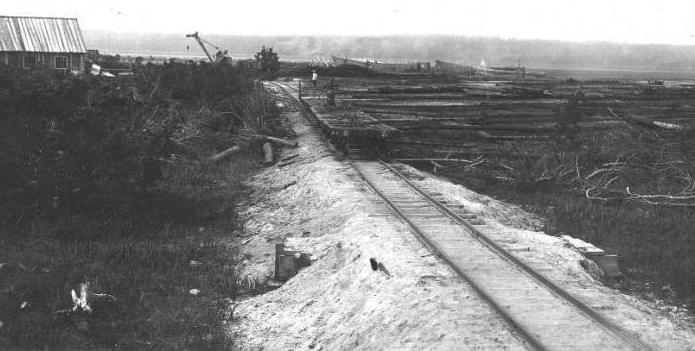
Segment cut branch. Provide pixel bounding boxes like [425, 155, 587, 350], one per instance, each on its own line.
[266, 136, 298, 148]
[585, 187, 608, 202]
[208, 145, 241, 163]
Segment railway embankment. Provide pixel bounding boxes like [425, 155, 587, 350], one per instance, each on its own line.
[228, 82, 695, 349]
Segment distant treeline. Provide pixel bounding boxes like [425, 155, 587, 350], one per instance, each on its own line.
[84, 31, 695, 71]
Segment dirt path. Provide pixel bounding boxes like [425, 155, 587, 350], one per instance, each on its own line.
[227, 83, 695, 350]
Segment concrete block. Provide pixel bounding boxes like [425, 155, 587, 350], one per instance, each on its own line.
[274, 242, 312, 281]
[562, 235, 605, 255]
[276, 254, 298, 281]
[594, 254, 621, 279]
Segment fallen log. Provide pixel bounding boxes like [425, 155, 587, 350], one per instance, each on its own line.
[396, 124, 558, 132]
[609, 108, 683, 131]
[266, 136, 299, 148]
[652, 121, 683, 131]
[277, 160, 296, 168]
[476, 131, 493, 139]
[263, 142, 273, 164]
[464, 157, 486, 170]
[388, 139, 478, 148]
[626, 187, 695, 201]
[231, 236, 257, 249]
[281, 153, 299, 162]
[393, 158, 475, 163]
[208, 145, 242, 163]
[279, 180, 297, 190]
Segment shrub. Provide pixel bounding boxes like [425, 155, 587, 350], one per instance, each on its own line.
[0, 68, 168, 223]
[153, 61, 251, 102]
[0, 62, 262, 226]
[0, 61, 280, 349]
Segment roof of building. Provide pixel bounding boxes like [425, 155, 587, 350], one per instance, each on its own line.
[0, 16, 86, 53]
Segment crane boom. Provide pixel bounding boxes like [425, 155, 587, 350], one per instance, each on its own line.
[186, 32, 214, 62]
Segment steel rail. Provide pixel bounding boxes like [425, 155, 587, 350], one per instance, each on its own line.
[351, 160, 546, 350]
[377, 160, 653, 351]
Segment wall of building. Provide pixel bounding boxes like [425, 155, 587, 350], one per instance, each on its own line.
[0, 52, 85, 72]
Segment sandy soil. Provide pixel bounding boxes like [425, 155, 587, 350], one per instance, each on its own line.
[396, 165, 695, 349]
[227, 84, 695, 350]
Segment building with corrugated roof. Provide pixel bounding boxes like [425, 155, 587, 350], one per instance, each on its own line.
[0, 16, 87, 72]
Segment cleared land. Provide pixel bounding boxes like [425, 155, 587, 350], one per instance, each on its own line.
[229, 78, 695, 349]
[292, 66, 695, 317]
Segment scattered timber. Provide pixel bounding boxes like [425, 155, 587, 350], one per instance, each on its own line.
[434, 60, 477, 75]
[392, 158, 476, 163]
[208, 145, 241, 163]
[280, 154, 299, 162]
[476, 131, 494, 139]
[266, 136, 299, 148]
[277, 160, 296, 168]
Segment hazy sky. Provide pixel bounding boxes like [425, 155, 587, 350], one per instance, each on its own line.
[5, 0, 695, 45]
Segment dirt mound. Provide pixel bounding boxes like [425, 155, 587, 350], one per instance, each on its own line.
[229, 98, 523, 349]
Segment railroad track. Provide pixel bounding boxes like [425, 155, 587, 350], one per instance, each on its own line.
[271, 80, 654, 351]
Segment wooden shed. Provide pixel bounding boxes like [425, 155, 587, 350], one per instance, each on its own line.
[0, 16, 87, 72]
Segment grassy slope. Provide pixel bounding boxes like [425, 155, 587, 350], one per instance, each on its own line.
[0, 66, 284, 349]
[0, 154, 264, 349]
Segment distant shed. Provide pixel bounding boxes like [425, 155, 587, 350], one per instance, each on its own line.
[0, 16, 87, 72]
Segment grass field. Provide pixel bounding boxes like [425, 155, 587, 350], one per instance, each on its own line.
[0, 64, 282, 349]
[0, 155, 263, 349]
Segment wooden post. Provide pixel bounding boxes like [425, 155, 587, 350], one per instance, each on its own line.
[431, 160, 445, 173]
[263, 142, 273, 164]
[274, 243, 284, 280]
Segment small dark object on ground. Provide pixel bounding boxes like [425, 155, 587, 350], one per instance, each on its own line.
[377, 262, 391, 277]
[369, 258, 392, 277]
[279, 181, 297, 190]
[281, 154, 300, 162]
[278, 160, 296, 168]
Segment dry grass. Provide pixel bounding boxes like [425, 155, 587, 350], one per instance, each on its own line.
[219, 84, 281, 136]
[0, 78, 282, 349]
[0, 151, 264, 349]
[428, 129, 695, 309]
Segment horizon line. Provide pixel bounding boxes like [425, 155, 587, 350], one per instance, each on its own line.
[81, 30, 695, 48]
